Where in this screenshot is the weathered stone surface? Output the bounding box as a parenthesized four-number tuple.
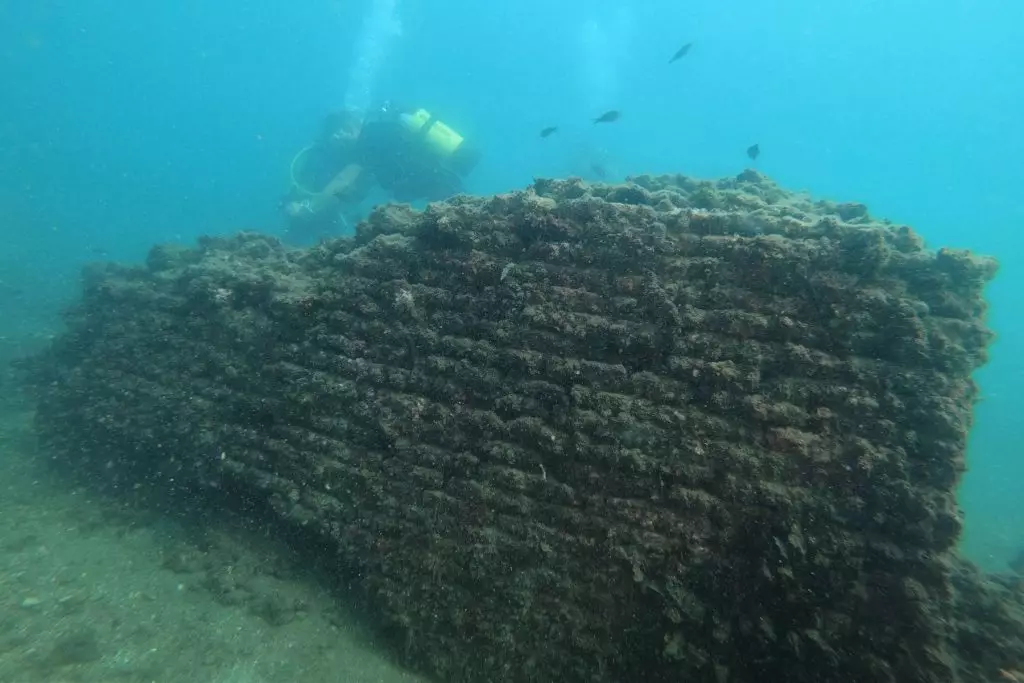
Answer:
(27, 172, 1023, 682)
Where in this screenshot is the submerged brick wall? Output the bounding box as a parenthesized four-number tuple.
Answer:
(30, 173, 1020, 682)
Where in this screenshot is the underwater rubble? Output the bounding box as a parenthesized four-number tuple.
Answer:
(25, 172, 1024, 682)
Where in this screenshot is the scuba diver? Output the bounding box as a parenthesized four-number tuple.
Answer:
(282, 102, 480, 241)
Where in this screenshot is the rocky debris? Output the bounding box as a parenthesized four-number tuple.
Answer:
(24, 172, 1021, 682)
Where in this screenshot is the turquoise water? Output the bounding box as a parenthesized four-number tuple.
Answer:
(1, 1, 1023, 679)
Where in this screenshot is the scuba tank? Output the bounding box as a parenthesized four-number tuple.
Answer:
(396, 108, 479, 176)
(398, 108, 465, 157)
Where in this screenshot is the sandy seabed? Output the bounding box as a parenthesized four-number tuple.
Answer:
(0, 407, 431, 683)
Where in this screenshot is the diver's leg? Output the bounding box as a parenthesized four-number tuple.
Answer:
(323, 163, 371, 203)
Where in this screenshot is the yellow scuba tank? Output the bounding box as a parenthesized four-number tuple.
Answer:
(399, 108, 465, 158)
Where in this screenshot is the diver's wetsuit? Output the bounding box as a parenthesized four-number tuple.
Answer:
(353, 108, 465, 203)
(284, 106, 475, 242)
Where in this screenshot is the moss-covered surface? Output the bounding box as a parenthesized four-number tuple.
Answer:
(25, 171, 1024, 682)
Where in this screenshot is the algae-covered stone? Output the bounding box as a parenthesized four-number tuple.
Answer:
(23, 172, 1020, 683)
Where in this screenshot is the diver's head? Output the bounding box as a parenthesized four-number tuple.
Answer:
(322, 108, 364, 147)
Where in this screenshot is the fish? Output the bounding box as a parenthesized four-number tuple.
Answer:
(590, 162, 607, 179)
(669, 43, 693, 63)
(593, 110, 620, 124)
(540, 126, 559, 138)
(746, 143, 760, 160)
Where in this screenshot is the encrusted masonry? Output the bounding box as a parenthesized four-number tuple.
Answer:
(26, 172, 1024, 683)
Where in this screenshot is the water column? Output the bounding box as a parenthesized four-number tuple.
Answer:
(578, 6, 634, 115)
(575, 6, 634, 179)
(343, 0, 403, 117)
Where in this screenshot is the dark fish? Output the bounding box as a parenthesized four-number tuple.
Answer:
(593, 110, 620, 124)
(590, 163, 607, 179)
(540, 126, 559, 138)
(669, 43, 693, 63)
(746, 143, 760, 160)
